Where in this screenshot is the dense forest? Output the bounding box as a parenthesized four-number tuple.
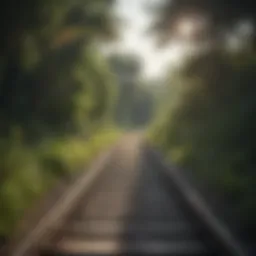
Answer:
(150, 0, 256, 239)
(0, 0, 156, 240)
(0, 0, 119, 237)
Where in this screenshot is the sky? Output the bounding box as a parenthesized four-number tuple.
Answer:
(112, 0, 185, 80)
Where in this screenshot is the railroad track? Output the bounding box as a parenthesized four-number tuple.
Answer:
(1, 134, 248, 256)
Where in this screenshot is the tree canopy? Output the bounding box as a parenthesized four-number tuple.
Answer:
(154, 0, 256, 44)
(150, 0, 256, 238)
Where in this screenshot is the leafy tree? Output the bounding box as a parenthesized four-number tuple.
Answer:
(151, 0, 256, 237)
(153, 0, 256, 47)
(151, 48, 256, 233)
(0, 0, 119, 237)
(108, 53, 154, 128)
(0, 0, 116, 138)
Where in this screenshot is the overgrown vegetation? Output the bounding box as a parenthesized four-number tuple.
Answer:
(0, 126, 121, 235)
(0, 0, 121, 238)
(150, 0, 256, 236)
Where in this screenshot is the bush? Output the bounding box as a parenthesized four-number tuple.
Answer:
(0, 127, 121, 237)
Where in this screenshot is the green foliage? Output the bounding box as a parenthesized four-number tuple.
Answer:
(0, 131, 44, 235)
(150, 49, 256, 229)
(153, 0, 256, 47)
(73, 46, 117, 130)
(0, 127, 121, 236)
(0, 0, 118, 138)
(156, 0, 256, 28)
(0, 0, 120, 238)
(108, 53, 155, 128)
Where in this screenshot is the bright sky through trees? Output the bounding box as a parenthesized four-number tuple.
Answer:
(113, 0, 186, 80)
